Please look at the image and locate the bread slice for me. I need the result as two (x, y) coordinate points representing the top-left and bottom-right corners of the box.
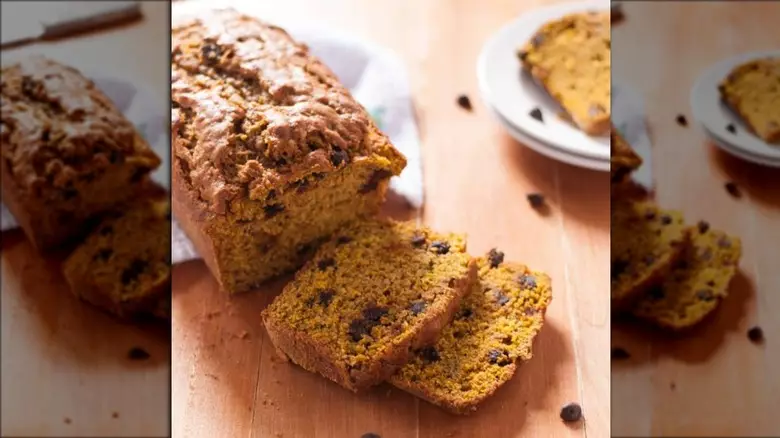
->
(261, 219), (477, 392)
(631, 226), (741, 330)
(611, 199), (691, 310)
(518, 11), (610, 135)
(390, 251), (551, 414)
(718, 57), (780, 144)
(62, 184), (171, 319)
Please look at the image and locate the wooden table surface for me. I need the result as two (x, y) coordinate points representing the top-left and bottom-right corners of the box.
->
(612, 2), (780, 437)
(0, 2), (170, 437)
(171, 1), (610, 437)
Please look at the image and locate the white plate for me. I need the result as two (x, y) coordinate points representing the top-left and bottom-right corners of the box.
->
(477, 0), (610, 163)
(485, 100), (610, 172)
(704, 127), (780, 168)
(690, 50), (780, 163)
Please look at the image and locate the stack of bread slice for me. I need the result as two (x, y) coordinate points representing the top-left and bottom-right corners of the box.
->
(610, 129), (742, 329)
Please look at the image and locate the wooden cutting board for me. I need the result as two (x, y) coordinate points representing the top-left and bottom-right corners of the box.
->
(171, 1), (610, 437)
(612, 3), (780, 436)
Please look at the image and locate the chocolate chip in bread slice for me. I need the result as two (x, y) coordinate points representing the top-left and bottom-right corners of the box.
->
(261, 219), (477, 392)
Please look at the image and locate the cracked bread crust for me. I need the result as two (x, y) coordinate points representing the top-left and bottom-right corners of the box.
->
(262, 220), (476, 392)
(172, 8), (405, 213)
(1, 56), (161, 251)
(171, 8), (406, 293)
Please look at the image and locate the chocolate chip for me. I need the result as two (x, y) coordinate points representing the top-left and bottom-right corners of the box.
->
(458, 308), (473, 319)
(456, 94), (472, 111)
(647, 285), (665, 300)
(330, 148), (348, 167)
(724, 181), (741, 198)
(127, 347), (150, 360)
(670, 381), (676, 390)
(518, 50), (528, 62)
(263, 203), (285, 218)
(611, 347), (631, 360)
(529, 107), (544, 122)
(409, 301), (426, 315)
(410, 233), (426, 247)
(363, 306), (389, 322)
(304, 297), (316, 308)
(644, 210), (657, 220)
(358, 169), (393, 194)
(697, 220), (710, 234)
(336, 236), (352, 245)
(120, 259), (147, 285)
(747, 326), (764, 344)
(430, 241), (450, 254)
(293, 178), (310, 193)
(726, 123), (737, 134)
(201, 42), (222, 65)
(61, 187), (78, 200)
(517, 273), (537, 289)
(317, 289), (335, 307)
(526, 193), (545, 209)
(501, 335), (513, 345)
(317, 258), (335, 271)
(487, 349), (510, 366)
(611, 3), (625, 23)
(487, 248), (505, 268)
(361, 433), (381, 438)
(348, 307), (389, 342)
(493, 290), (510, 306)
(560, 402), (582, 423)
(706, 280), (715, 287)
(418, 346), (440, 363)
(93, 248), (113, 261)
(696, 289), (715, 302)
(675, 114), (688, 127)
(531, 34), (545, 47)
(660, 215), (672, 225)
(611, 259), (629, 279)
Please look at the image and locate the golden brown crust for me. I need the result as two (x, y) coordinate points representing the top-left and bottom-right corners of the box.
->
(611, 128), (642, 183)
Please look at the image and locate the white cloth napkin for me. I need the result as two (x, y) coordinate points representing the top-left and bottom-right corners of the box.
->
(2, 32), (425, 266)
(612, 79), (653, 189)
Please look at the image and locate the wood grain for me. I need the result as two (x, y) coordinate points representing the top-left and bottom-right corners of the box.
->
(0, 2), (171, 437)
(611, 2), (780, 437)
(171, 1), (610, 437)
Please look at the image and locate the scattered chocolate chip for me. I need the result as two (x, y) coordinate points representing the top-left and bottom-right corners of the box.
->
(611, 347), (631, 360)
(487, 248), (505, 268)
(317, 257), (335, 271)
(336, 236), (352, 245)
(263, 203), (285, 218)
(670, 382), (676, 390)
(363, 306), (389, 322)
(304, 297), (316, 308)
(61, 187), (78, 200)
(112, 412), (119, 419)
(456, 94), (472, 111)
(529, 107), (544, 122)
(726, 123), (737, 134)
(706, 280), (715, 287)
(517, 273), (537, 290)
(526, 193), (545, 209)
(358, 169), (393, 194)
(747, 326), (764, 344)
(410, 233), (426, 247)
(675, 114), (688, 127)
(419, 346), (440, 363)
(501, 335), (513, 345)
(611, 259), (629, 279)
(697, 220), (710, 234)
(696, 289), (715, 302)
(724, 181), (741, 198)
(64, 417), (72, 425)
(660, 215), (672, 225)
(487, 349), (510, 366)
(330, 148), (348, 167)
(447, 278), (457, 288)
(458, 308), (473, 319)
(127, 347), (150, 360)
(518, 50), (528, 62)
(611, 3), (625, 23)
(120, 259), (147, 285)
(644, 210), (657, 220)
(201, 42), (222, 65)
(361, 433), (381, 438)
(560, 402), (582, 423)
(93, 248), (113, 261)
(317, 289), (335, 307)
(409, 301), (427, 315)
(348, 306), (389, 342)
(430, 241), (450, 254)
(493, 290), (510, 306)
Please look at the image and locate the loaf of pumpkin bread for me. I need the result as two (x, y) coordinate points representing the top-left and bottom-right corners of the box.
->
(1, 56), (161, 252)
(171, 9), (407, 294)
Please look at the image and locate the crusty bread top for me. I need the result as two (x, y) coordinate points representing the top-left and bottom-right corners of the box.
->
(171, 8), (405, 214)
(1, 56), (159, 196)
